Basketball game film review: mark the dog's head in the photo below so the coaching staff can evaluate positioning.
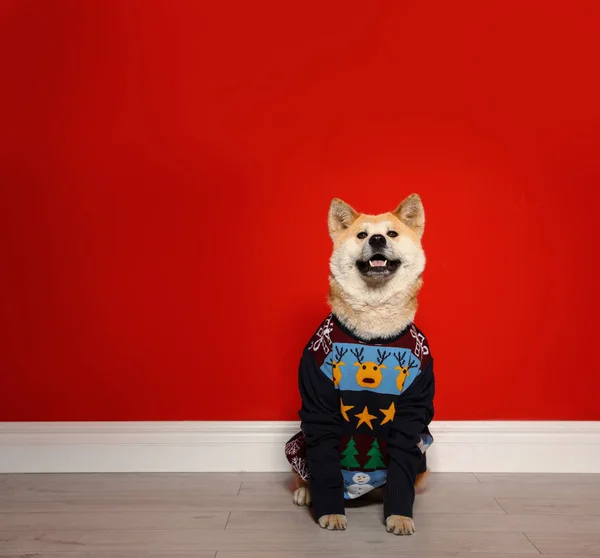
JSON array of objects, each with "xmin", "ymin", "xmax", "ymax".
[{"xmin": 328, "ymin": 194, "xmax": 426, "ymax": 295}]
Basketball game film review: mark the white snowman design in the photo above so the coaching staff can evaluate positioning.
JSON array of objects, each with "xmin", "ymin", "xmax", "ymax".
[{"xmin": 346, "ymin": 472, "xmax": 374, "ymax": 499}]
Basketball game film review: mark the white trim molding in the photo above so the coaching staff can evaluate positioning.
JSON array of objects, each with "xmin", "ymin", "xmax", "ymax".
[{"xmin": 0, "ymin": 421, "xmax": 599, "ymax": 473}]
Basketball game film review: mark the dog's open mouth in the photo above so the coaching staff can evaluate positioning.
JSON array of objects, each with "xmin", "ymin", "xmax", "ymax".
[
  {"xmin": 362, "ymin": 378, "xmax": 375, "ymax": 384},
  {"xmin": 356, "ymin": 254, "xmax": 401, "ymax": 277}
]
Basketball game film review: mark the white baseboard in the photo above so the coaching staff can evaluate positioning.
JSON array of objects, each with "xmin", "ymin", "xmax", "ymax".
[{"xmin": 0, "ymin": 421, "xmax": 599, "ymax": 473}]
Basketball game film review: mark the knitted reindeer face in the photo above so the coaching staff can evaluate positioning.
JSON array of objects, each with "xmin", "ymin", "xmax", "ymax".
[
  {"xmin": 326, "ymin": 346, "xmax": 348, "ymax": 387},
  {"xmin": 351, "ymin": 348, "xmax": 390, "ymax": 389},
  {"xmin": 394, "ymin": 351, "xmax": 420, "ymax": 392}
]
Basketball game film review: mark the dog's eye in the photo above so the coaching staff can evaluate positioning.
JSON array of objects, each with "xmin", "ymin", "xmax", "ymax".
[
  {"xmin": 387, "ymin": 231, "xmax": 398, "ymax": 238},
  {"xmin": 357, "ymin": 232, "xmax": 368, "ymax": 239}
]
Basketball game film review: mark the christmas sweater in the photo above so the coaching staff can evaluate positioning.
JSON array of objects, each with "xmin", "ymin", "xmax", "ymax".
[{"xmin": 298, "ymin": 314, "xmax": 435, "ymax": 520}]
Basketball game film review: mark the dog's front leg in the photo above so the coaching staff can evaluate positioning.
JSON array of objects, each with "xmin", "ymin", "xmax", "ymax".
[{"xmin": 383, "ymin": 447, "xmax": 421, "ymax": 535}]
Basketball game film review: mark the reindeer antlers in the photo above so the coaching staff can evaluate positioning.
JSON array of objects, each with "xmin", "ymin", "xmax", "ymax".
[
  {"xmin": 393, "ymin": 351, "xmax": 420, "ymax": 369},
  {"xmin": 393, "ymin": 352, "xmax": 407, "ymax": 367},
  {"xmin": 350, "ymin": 347, "xmax": 365, "ymax": 364},
  {"xmin": 376, "ymin": 349, "xmax": 391, "ymax": 366},
  {"xmin": 335, "ymin": 347, "xmax": 348, "ymax": 361},
  {"xmin": 408, "ymin": 355, "xmax": 420, "ymax": 370},
  {"xmin": 326, "ymin": 346, "xmax": 349, "ymax": 367},
  {"xmin": 348, "ymin": 347, "xmax": 417, "ymax": 369}
]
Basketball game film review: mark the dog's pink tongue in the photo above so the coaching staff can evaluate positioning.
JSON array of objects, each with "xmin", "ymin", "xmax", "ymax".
[{"xmin": 371, "ymin": 260, "xmax": 386, "ymax": 267}]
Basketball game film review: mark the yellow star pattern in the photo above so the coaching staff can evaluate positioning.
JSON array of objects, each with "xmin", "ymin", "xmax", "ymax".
[
  {"xmin": 355, "ymin": 406, "xmax": 377, "ymax": 430},
  {"xmin": 379, "ymin": 401, "xmax": 396, "ymax": 425},
  {"xmin": 340, "ymin": 399, "xmax": 354, "ymax": 422}
]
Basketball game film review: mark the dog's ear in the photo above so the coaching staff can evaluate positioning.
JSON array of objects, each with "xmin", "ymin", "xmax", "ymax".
[
  {"xmin": 328, "ymin": 198, "xmax": 359, "ymax": 238},
  {"xmin": 393, "ymin": 194, "xmax": 425, "ymax": 238}
]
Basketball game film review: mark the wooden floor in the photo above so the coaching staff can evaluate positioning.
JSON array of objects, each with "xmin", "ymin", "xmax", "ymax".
[{"xmin": 1, "ymin": 473, "xmax": 600, "ymax": 557}]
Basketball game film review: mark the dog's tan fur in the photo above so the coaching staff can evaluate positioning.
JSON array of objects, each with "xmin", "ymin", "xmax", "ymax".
[{"xmin": 294, "ymin": 194, "xmax": 428, "ymax": 534}]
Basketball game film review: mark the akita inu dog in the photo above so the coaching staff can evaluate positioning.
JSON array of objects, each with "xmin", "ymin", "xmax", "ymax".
[{"xmin": 285, "ymin": 194, "xmax": 434, "ymax": 535}]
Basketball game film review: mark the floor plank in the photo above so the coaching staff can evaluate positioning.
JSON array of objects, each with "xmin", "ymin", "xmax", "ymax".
[
  {"xmin": 1, "ymin": 555, "xmax": 592, "ymax": 558},
  {"xmin": 227, "ymin": 510, "xmax": 600, "ymax": 533},
  {"xmin": 467, "ymin": 483, "xmax": 600, "ymax": 499},
  {"xmin": 0, "ymin": 511, "xmax": 229, "ymax": 531},
  {"xmin": 1, "ymin": 474, "xmax": 242, "ymax": 500},
  {"xmin": 414, "ymin": 492, "xmax": 506, "ymax": 514},
  {"xmin": 0, "ymin": 553, "xmax": 217, "ymax": 558},
  {"xmin": 0, "ymin": 493, "xmax": 299, "ymax": 513},
  {"xmin": 526, "ymin": 532, "xmax": 600, "ymax": 555},
  {"xmin": 1, "ymin": 473, "xmax": 287, "ymax": 488},
  {"xmin": 423, "ymin": 472, "xmax": 481, "ymax": 483},
  {"xmin": 419, "ymin": 513, "xmax": 600, "ymax": 533},
  {"xmin": 217, "ymin": 554, "xmax": 598, "ymax": 558},
  {"xmin": 476, "ymin": 474, "xmax": 600, "ymax": 485},
  {"xmin": 497, "ymin": 498, "xmax": 600, "ymax": 516},
  {"xmin": 0, "ymin": 529, "xmax": 538, "ymax": 554}
]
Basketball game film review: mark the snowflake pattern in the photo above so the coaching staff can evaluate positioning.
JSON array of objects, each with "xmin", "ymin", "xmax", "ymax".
[
  {"xmin": 291, "ymin": 456, "xmax": 311, "ymax": 481},
  {"xmin": 308, "ymin": 315, "xmax": 334, "ymax": 355},
  {"xmin": 285, "ymin": 437, "xmax": 302, "ymax": 457},
  {"xmin": 410, "ymin": 325, "xmax": 429, "ymax": 359}
]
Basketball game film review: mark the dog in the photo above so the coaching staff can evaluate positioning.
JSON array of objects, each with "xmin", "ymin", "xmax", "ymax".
[{"xmin": 285, "ymin": 194, "xmax": 434, "ymax": 535}]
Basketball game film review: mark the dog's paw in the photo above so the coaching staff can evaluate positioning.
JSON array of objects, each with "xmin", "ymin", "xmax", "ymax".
[
  {"xmin": 292, "ymin": 486, "xmax": 312, "ymax": 507},
  {"xmin": 318, "ymin": 514, "xmax": 347, "ymax": 530},
  {"xmin": 386, "ymin": 515, "xmax": 415, "ymax": 536}
]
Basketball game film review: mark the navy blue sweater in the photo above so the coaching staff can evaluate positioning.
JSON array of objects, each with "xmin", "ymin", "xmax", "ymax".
[{"xmin": 298, "ymin": 314, "xmax": 435, "ymax": 520}]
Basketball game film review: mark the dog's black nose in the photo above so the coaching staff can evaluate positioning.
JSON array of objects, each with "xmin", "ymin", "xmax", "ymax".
[{"xmin": 369, "ymin": 234, "xmax": 386, "ymax": 249}]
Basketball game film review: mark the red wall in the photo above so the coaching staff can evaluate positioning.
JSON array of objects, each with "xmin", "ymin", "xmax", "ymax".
[{"xmin": 1, "ymin": 0, "xmax": 599, "ymax": 421}]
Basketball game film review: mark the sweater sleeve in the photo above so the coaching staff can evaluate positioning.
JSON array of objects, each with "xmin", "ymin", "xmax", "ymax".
[
  {"xmin": 384, "ymin": 358, "xmax": 435, "ymax": 519},
  {"xmin": 297, "ymin": 347, "xmax": 345, "ymax": 519}
]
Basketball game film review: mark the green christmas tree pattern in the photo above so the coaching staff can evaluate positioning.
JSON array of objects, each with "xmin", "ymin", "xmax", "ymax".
[
  {"xmin": 363, "ymin": 438, "xmax": 386, "ymax": 469},
  {"xmin": 340, "ymin": 437, "xmax": 361, "ymax": 469}
]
